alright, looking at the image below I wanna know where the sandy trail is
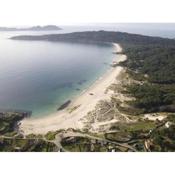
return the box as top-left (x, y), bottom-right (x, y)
top-left (19, 43), bottom-right (127, 135)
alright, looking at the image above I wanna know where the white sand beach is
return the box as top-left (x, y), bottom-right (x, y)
top-left (19, 43), bottom-right (127, 135)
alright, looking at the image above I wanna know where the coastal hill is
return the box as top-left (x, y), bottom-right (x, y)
top-left (0, 25), bottom-right (62, 31)
top-left (11, 30), bottom-right (175, 45)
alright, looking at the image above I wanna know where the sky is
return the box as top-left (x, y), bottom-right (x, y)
top-left (0, 0), bottom-right (175, 27)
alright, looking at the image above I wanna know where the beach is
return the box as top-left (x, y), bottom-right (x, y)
top-left (19, 43), bottom-right (127, 135)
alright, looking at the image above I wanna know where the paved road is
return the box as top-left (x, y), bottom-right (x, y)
top-left (55, 131), bottom-right (137, 152)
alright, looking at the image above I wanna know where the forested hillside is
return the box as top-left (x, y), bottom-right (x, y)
top-left (121, 44), bottom-right (175, 113)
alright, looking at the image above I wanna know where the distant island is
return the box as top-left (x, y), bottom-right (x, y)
top-left (0, 25), bottom-right (62, 31)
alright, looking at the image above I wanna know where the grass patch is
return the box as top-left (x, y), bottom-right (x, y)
top-left (124, 121), bottom-right (156, 132)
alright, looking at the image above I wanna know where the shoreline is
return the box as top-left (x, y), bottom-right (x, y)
top-left (19, 43), bottom-right (127, 135)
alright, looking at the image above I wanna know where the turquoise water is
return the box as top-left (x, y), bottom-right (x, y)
top-left (0, 31), bottom-right (115, 117)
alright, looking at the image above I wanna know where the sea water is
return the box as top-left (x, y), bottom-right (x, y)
top-left (0, 31), bottom-right (115, 117)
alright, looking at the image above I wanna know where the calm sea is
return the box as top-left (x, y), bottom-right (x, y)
top-left (0, 29), bottom-right (115, 117)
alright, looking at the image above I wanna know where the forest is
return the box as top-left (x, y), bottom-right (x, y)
top-left (121, 43), bottom-right (175, 113)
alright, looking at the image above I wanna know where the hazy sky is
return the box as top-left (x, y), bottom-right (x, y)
top-left (0, 0), bottom-right (174, 26)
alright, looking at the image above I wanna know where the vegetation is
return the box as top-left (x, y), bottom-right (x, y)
top-left (121, 47), bottom-right (175, 113)
top-left (61, 136), bottom-right (111, 152)
top-left (0, 112), bottom-right (25, 134)
top-left (124, 83), bottom-right (175, 113)
top-left (0, 137), bottom-right (57, 152)
top-left (105, 120), bottom-right (156, 142)
top-left (45, 131), bottom-right (60, 140)
top-left (122, 45), bottom-right (175, 84)
top-left (0, 112), bottom-right (58, 152)
top-left (148, 114), bottom-right (175, 151)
